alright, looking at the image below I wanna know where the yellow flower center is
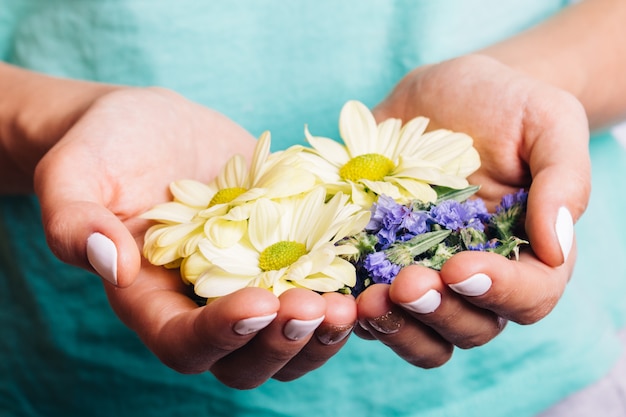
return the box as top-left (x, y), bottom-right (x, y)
top-left (339, 153), bottom-right (395, 182)
top-left (258, 241), bottom-right (307, 271)
top-left (208, 187), bottom-right (247, 207)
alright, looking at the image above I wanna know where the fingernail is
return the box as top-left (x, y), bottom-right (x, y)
top-left (284, 316), bottom-right (325, 341)
top-left (233, 313), bottom-right (277, 335)
top-left (449, 273), bottom-right (492, 296)
top-left (87, 232), bottom-right (118, 285)
top-left (400, 289), bottom-right (442, 314)
top-left (367, 310), bottom-right (404, 334)
top-left (555, 206), bottom-right (573, 263)
top-left (316, 323), bottom-right (354, 345)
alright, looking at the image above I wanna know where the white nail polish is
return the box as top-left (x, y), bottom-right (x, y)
top-left (233, 313), bottom-right (277, 335)
top-left (283, 316), bottom-right (325, 341)
top-left (86, 232), bottom-right (118, 285)
top-left (449, 273), bottom-right (492, 296)
top-left (555, 206), bottom-right (574, 263)
top-left (401, 289), bottom-right (442, 314)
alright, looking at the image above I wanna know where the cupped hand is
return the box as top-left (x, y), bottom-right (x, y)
top-left (33, 87), bottom-right (356, 387)
top-left (355, 54), bottom-right (590, 367)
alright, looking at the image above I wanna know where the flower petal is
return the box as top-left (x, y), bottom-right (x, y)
top-left (304, 127), bottom-right (349, 167)
top-left (198, 239), bottom-right (261, 276)
top-left (249, 131), bottom-right (272, 181)
top-left (390, 177), bottom-right (439, 203)
top-left (339, 100), bottom-right (378, 156)
top-left (247, 199), bottom-right (284, 251)
top-left (180, 251), bottom-right (212, 284)
top-left (194, 267), bottom-right (257, 298)
top-left (205, 217), bottom-right (247, 248)
top-left (393, 116), bottom-right (430, 159)
top-left (215, 154), bottom-right (249, 189)
top-left (376, 118), bottom-right (402, 157)
top-left (140, 202), bottom-right (199, 223)
top-left (170, 179), bottom-right (215, 207)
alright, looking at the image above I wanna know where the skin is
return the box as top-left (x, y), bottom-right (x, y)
top-left (1, 0), bottom-right (625, 388)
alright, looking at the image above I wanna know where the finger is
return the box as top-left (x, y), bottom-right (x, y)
top-left (273, 292), bottom-right (357, 381)
top-left (352, 323), bottom-right (377, 340)
top-left (105, 270), bottom-right (280, 376)
top-left (522, 88), bottom-right (590, 267)
top-left (440, 247), bottom-right (575, 325)
top-left (210, 288), bottom-right (326, 389)
top-left (35, 150), bottom-right (142, 288)
top-left (389, 265), bottom-right (506, 349)
top-left (357, 284), bottom-right (453, 368)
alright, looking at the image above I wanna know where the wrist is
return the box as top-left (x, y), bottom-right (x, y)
top-left (0, 63), bottom-right (118, 192)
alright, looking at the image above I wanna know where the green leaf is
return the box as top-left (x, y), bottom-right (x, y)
top-left (434, 185), bottom-right (480, 204)
top-left (385, 229), bottom-right (452, 266)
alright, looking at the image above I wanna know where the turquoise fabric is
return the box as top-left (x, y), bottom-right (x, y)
top-left (1, 1), bottom-right (624, 416)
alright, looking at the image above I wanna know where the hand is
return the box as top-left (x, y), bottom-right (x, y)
top-left (354, 54), bottom-right (589, 367)
top-left (33, 87), bottom-right (356, 387)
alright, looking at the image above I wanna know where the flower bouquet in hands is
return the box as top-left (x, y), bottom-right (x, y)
top-left (141, 101), bottom-right (527, 301)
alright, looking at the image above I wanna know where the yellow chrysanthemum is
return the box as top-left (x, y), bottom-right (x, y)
top-left (190, 187), bottom-right (370, 297)
top-left (141, 131), bottom-right (317, 266)
top-left (299, 100), bottom-right (481, 207)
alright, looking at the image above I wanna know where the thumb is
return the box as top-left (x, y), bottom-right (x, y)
top-left (523, 93), bottom-right (591, 267)
top-left (35, 163), bottom-right (141, 288)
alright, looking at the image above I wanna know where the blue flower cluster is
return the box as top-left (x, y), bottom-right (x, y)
top-left (344, 187), bottom-right (528, 295)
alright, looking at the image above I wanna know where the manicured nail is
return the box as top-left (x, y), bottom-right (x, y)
top-left (449, 273), bottom-right (492, 296)
top-left (555, 206), bottom-right (573, 263)
top-left (86, 232), bottom-right (118, 285)
top-left (284, 316), bottom-right (325, 341)
top-left (233, 313), bottom-right (277, 335)
top-left (367, 311), bottom-right (404, 334)
top-left (400, 289), bottom-right (442, 314)
top-left (316, 323), bottom-right (354, 345)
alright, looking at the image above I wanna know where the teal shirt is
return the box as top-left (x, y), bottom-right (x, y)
top-left (1, 2), bottom-right (625, 416)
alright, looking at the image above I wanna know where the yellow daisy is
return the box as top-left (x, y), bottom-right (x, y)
top-left (142, 131), bottom-right (318, 266)
top-left (299, 100), bottom-right (481, 207)
top-left (190, 187), bottom-right (370, 297)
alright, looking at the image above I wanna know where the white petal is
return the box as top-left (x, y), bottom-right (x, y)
top-left (375, 118), bottom-right (402, 157)
top-left (260, 269), bottom-right (284, 289)
top-left (170, 179), bottom-right (214, 207)
top-left (214, 154), bottom-right (249, 189)
top-left (390, 177), bottom-right (438, 203)
top-left (441, 146), bottom-right (481, 178)
top-left (146, 243), bottom-right (181, 266)
top-left (217, 204), bottom-right (253, 221)
top-left (180, 251), bottom-right (212, 284)
top-left (393, 116), bottom-right (430, 158)
top-left (156, 221), bottom-right (203, 247)
top-left (198, 239), bottom-right (261, 276)
top-left (288, 187), bottom-right (326, 243)
top-left (349, 182), bottom-right (378, 208)
top-left (247, 199), bottom-right (284, 251)
top-left (294, 276), bottom-right (345, 293)
top-left (304, 126), bottom-right (349, 167)
top-left (339, 100), bottom-right (378, 156)
top-left (140, 202), bottom-right (199, 223)
top-left (321, 257), bottom-right (357, 286)
top-left (205, 217), bottom-right (247, 248)
top-left (331, 210), bottom-right (371, 243)
top-left (256, 166), bottom-right (318, 199)
top-left (359, 179), bottom-right (402, 199)
top-left (271, 278), bottom-right (297, 296)
top-left (296, 151), bottom-right (343, 183)
top-left (249, 131), bottom-right (272, 181)
top-left (232, 187), bottom-right (268, 203)
top-left (194, 267), bottom-right (257, 298)
top-left (394, 160), bottom-right (448, 184)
